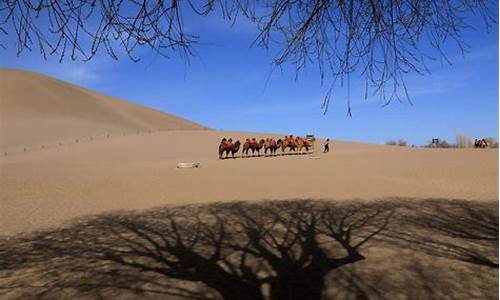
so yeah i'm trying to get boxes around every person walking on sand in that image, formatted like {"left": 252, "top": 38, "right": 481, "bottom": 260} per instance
{"left": 323, "top": 138, "right": 330, "bottom": 153}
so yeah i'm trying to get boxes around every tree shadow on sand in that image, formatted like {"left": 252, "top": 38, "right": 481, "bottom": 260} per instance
{"left": 382, "top": 198, "right": 498, "bottom": 268}
{"left": 327, "top": 198, "right": 498, "bottom": 300}
{"left": 0, "top": 198, "right": 498, "bottom": 300}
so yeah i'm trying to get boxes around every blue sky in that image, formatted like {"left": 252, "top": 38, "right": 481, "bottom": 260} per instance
{"left": 1, "top": 5, "right": 498, "bottom": 145}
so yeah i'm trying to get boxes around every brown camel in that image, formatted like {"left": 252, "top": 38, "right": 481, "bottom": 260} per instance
{"left": 264, "top": 138, "right": 279, "bottom": 156}
{"left": 219, "top": 138, "right": 240, "bottom": 159}
{"left": 228, "top": 140, "right": 241, "bottom": 158}
{"left": 242, "top": 139, "right": 252, "bottom": 157}
{"left": 219, "top": 138, "right": 231, "bottom": 159}
{"left": 255, "top": 138, "right": 265, "bottom": 156}
{"left": 276, "top": 139, "right": 284, "bottom": 151}
{"left": 296, "top": 137, "right": 312, "bottom": 153}
{"left": 243, "top": 138, "right": 265, "bottom": 157}
{"left": 281, "top": 136, "right": 297, "bottom": 154}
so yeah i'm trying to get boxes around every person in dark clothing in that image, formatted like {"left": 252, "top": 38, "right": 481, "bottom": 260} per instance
{"left": 323, "top": 138, "right": 330, "bottom": 153}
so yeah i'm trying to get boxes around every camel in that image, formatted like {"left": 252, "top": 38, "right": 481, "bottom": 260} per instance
{"left": 295, "top": 136, "right": 312, "bottom": 153}
{"left": 280, "top": 135, "right": 297, "bottom": 154}
{"left": 255, "top": 139, "right": 265, "bottom": 156}
{"left": 228, "top": 140, "right": 241, "bottom": 158}
{"left": 264, "top": 138, "right": 280, "bottom": 156}
{"left": 481, "top": 139, "right": 489, "bottom": 148}
{"left": 475, "top": 138, "right": 489, "bottom": 149}
{"left": 219, "top": 138, "right": 231, "bottom": 159}
{"left": 276, "top": 139, "right": 284, "bottom": 151}
{"left": 219, "top": 138, "right": 240, "bottom": 159}
{"left": 242, "top": 139, "right": 252, "bottom": 157}
{"left": 243, "top": 138, "right": 265, "bottom": 157}
{"left": 474, "top": 139, "right": 480, "bottom": 148}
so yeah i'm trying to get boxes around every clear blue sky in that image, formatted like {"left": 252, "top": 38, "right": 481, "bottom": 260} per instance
{"left": 1, "top": 6, "right": 498, "bottom": 145}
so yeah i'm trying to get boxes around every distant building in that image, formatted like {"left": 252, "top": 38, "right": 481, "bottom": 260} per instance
{"left": 431, "top": 138, "right": 440, "bottom": 148}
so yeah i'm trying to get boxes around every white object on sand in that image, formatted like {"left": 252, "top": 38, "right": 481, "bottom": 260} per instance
{"left": 308, "top": 156, "right": 321, "bottom": 160}
{"left": 176, "top": 162, "right": 201, "bottom": 169}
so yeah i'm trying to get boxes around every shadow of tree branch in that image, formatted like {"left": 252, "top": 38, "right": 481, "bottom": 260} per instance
{"left": 1, "top": 198, "right": 497, "bottom": 299}
{"left": 380, "top": 198, "right": 498, "bottom": 269}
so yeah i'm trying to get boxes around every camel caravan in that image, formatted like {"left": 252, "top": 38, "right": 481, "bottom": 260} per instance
{"left": 474, "top": 138, "right": 489, "bottom": 149}
{"left": 219, "top": 135, "right": 314, "bottom": 159}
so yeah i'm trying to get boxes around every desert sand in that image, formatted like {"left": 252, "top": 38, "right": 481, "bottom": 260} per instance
{"left": 0, "top": 68, "right": 207, "bottom": 151}
{"left": 0, "top": 68, "right": 498, "bottom": 300}
{"left": 0, "top": 69, "right": 498, "bottom": 236}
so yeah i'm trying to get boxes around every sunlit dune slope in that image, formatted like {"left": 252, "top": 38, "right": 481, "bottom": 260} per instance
{"left": 0, "top": 68, "right": 208, "bottom": 150}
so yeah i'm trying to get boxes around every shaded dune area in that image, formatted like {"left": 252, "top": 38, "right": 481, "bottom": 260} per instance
{"left": 1, "top": 198, "right": 498, "bottom": 300}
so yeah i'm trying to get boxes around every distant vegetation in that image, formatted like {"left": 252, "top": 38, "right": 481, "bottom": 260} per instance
{"left": 456, "top": 135, "right": 499, "bottom": 149}
{"left": 456, "top": 134, "right": 473, "bottom": 148}
{"left": 428, "top": 138, "right": 500, "bottom": 149}
{"left": 385, "top": 139, "right": 407, "bottom": 147}
{"left": 386, "top": 135, "right": 499, "bottom": 149}
{"left": 485, "top": 137, "right": 499, "bottom": 148}
{"left": 429, "top": 140, "right": 453, "bottom": 148}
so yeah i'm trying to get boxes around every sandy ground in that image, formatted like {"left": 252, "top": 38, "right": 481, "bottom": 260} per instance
{"left": 1, "top": 68, "right": 498, "bottom": 236}
{"left": 0, "top": 69, "right": 498, "bottom": 299}
{"left": 1, "top": 129, "right": 498, "bottom": 235}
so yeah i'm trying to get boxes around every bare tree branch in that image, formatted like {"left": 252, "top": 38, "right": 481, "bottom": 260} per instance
{"left": 1, "top": 0, "right": 495, "bottom": 114}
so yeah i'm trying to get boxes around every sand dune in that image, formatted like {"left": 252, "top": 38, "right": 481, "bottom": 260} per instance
{"left": 1, "top": 129, "right": 498, "bottom": 235}
{"left": 1, "top": 63, "right": 498, "bottom": 300}
{"left": 0, "top": 69, "right": 498, "bottom": 236}
{"left": 0, "top": 68, "right": 207, "bottom": 150}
